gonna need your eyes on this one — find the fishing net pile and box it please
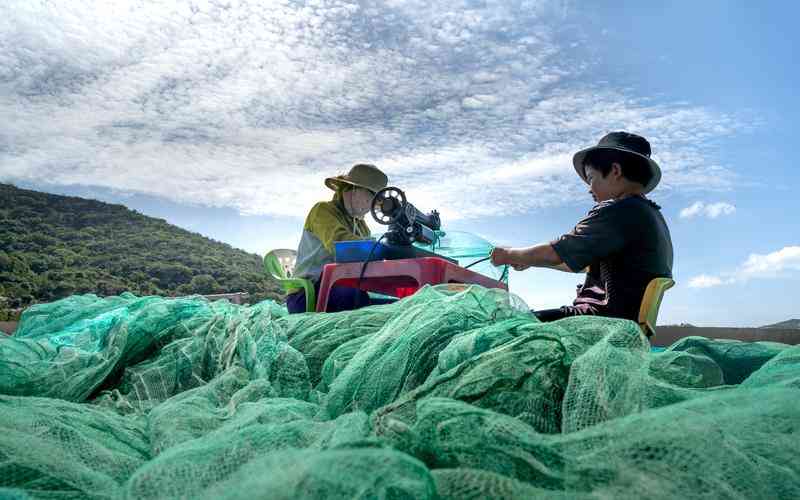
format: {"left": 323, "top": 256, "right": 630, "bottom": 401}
{"left": 1, "top": 285, "right": 798, "bottom": 499}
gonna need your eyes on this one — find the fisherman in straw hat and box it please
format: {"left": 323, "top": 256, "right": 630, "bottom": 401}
{"left": 287, "top": 164, "right": 389, "bottom": 314}
{"left": 491, "top": 132, "right": 674, "bottom": 322}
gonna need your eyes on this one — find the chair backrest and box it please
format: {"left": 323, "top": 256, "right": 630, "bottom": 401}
{"left": 264, "top": 249, "right": 297, "bottom": 281}
{"left": 264, "top": 249, "right": 316, "bottom": 312}
{"left": 638, "top": 277, "right": 675, "bottom": 338}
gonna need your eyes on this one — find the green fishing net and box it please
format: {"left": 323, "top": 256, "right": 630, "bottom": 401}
{"left": 415, "top": 230, "right": 508, "bottom": 283}
{"left": 1, "top": 285, "right": 798, "bottom": 499}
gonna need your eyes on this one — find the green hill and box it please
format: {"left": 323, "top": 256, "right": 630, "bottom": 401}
{"left": 0, "top": 183, "right": 282, "bottom": 312}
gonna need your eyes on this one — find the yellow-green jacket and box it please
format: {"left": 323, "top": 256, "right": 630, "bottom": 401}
{"left": 294, "top": 191, "right": 370, "bottom": 283}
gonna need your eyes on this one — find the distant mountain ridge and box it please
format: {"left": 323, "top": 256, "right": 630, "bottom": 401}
{"left": 0, "top": 183, "right": 281, "bottom": 309}
{"left": 760, "top": 319, "right": 800, "bottom": 329}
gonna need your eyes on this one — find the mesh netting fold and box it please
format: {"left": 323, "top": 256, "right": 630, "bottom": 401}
{"left": 1, "top": 286, "right": 797, "bottom": 499}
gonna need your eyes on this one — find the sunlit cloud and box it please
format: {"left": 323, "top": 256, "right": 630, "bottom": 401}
{"left": 688, "top": 246, "right": 800, "bottom": 288}
{"left": 680, "top": 201, "right": 736, "bottom": 219}
{"left": 0, "top": 0, "right": 745, "bottom": 219}
{"left": 688, "top": 274, "right": 729, "bottom": 288}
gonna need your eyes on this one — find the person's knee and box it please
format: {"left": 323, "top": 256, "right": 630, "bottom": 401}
{"left": 326, "top": 286, "right": 368, "bottom": 313}
{"left": 533, "top": 307, "right": 569, "bottom": 322}
{"left": 286, "top": 290, "right": 309, "bottom": 314}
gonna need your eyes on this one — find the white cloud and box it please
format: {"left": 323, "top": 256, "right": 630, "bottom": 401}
{"left": 680, "top": 201, "right": 736, "bottom": 219}
{"left": 688, "top": 246, "right": 800, "bottom": 288}
{"left": 680, "top": 202, "right": 704, "bottom": 218}
{"left": 688, "top": 274, "right": 729, "bottom": 288}
{"left": 462, "top": 94, "right": 500, "bottom": 110}
{"left": 705, "top": 202, "right": 736, "bottom": 218}
{"left": 0, "top": 0, "right": 745, "bottom": 220}
{"left": 739, "top": 246, "right": 800, "bottom": 278}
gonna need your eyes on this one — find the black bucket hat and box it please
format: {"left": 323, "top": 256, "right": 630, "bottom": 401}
{"left": 572, "top": 132, "right": 661, "bottom": 194}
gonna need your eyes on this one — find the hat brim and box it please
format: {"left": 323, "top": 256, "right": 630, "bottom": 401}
{"left": 572, "top": 146, "right": 661, "bottom": 194}
{"left": 324, "top": 176, "right": 379, "bottom": 194}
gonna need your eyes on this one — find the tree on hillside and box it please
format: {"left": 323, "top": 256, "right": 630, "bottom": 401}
{"left": 0, "top": 183, "right": 283, "bottom": 308}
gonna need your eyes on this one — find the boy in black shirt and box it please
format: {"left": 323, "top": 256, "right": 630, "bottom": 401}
{"left": 490, "top": 132, "right": 673, "bottom": 322}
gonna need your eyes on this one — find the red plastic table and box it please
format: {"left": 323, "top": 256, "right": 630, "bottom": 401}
{"left": 315, "top": 256, "right": 508, "bottom": 313}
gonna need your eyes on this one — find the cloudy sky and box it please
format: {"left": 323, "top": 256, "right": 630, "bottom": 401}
{"left": 2, "top": 0, "right": 798, "bottom": 326}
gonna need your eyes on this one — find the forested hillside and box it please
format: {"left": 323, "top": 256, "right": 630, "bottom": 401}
{"left": 0, "top": 184, "right": 282, "bottom": 315}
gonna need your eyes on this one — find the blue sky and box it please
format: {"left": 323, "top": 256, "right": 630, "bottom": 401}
{"left": 1, "top": 0, "right": 798, "bottom": 326}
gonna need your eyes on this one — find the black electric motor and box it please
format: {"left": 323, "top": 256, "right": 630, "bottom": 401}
{"left": 370, "top": 187, "right": 441, "bottom": 246}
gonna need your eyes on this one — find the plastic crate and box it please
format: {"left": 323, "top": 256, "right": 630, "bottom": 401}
{"left": 334, "top": 240, "right": 457, "bottom": 263}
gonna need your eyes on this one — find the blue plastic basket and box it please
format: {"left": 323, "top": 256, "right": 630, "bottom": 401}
{"left": 334, "top": 240, "right": 456, "bottom": 263}
{"left": 334, "top": 240, "right": 390, "bottom": 263}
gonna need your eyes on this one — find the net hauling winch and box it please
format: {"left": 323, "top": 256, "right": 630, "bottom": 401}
{"left": 370, "top": 187, "right": 441, "bottom": 246}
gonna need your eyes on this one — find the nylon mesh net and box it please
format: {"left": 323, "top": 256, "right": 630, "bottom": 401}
{"left": 414, "top": 230, "right": 508, "bottom": 283}
{"left": 1, "top": 285, "right": 798, "bottom": 499}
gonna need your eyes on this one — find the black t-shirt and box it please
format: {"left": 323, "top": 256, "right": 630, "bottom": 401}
{"left": 551, "top": 195, "right": 673, "bottom": 321}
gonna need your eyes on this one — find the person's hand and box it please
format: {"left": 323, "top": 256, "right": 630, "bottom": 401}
{"left": 490, "top": 246, "right": 509, "bottom": 266}
{"left": 492, "top": 246, "right": 530, "bottom": 271}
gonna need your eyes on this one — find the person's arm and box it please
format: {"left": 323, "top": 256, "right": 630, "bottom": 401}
{"left": 491, "top": 243, "right": 581, "bottom": 272}
{"left": 307, "top": 203, "right": 364, "bottom": 253}
{"left": 552, "top": 262, "right": 585, "bottom": 273}
{"left": 493, "top": 202, "right": 627, "bottom": 274}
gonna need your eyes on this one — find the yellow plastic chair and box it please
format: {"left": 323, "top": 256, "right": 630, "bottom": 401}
{"left": 637, "top": 277, "right": 675, "bottom": 338}
{"left": 264, "top": 249, "right": 316, "bottom": 313}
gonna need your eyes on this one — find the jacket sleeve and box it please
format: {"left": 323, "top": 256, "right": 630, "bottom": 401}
{"left": 306, "top": 203, "right": 368, "bottom": 253}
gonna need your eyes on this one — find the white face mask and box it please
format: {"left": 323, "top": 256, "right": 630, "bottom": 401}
{"left": 344, "top": 188, "right": 373, "bottom": 218}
